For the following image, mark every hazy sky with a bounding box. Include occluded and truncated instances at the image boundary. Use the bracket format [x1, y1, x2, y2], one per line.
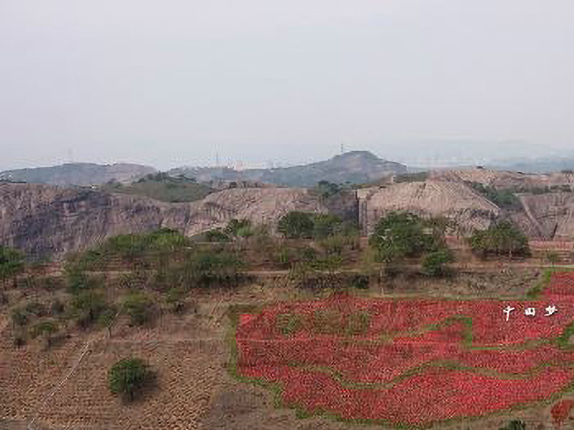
[1, 0, 573, 170]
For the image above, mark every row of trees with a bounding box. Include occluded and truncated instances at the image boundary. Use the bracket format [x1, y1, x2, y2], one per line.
[368, 211, 530, 276]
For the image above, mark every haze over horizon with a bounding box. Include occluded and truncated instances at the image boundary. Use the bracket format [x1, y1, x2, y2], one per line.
[2, 1, 573, 171]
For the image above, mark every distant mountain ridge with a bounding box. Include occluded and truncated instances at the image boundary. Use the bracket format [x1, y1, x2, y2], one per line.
[170, 151, 407, 186]
[0, 162, 157, 186]
[486, 157, 574, 174]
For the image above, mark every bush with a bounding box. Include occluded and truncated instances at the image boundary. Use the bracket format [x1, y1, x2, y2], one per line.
[98, 307, 117, 335]
[108, 358, 153, 401]
[71, 291, 107, 327]
[278, 211, 315, 239]
[29, 320, 58, 347]
[204, 228, 229, 242]
[0, 246, 25, 286]
[313, 214, 342, 239]
[165, 287, 186, 314]
[11, 309, 28, 327]
[224, 219, 253, 238]
[65, 265, 104, 293]
[498, 421, 526, 430]
[422, 249, 455, 276]
[123, 293, 154, 326]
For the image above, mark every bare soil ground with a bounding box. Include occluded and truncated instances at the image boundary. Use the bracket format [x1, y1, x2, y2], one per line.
[0, 271, 571, 430]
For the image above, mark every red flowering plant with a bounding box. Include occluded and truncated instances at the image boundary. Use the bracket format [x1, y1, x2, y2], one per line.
[233, 273, 574, 426]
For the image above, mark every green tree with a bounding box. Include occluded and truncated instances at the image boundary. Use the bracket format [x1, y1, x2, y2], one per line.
[422, 249, 455, 276]
[278, 211, 315, 239]
[108, 358, 153, 401]
[0, 246, 24, 287]
[369, 212, 438, 264]
[469, 221, 529, 258]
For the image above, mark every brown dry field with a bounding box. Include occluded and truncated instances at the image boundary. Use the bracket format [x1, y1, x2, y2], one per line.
[0, 270, 572, 430]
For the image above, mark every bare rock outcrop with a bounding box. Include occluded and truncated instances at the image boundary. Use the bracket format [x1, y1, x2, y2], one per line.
[0, 184, 328, 258]
[513, 193, 574, 240]
[430, 168, 574, 190]
[358, 181, 501, 235]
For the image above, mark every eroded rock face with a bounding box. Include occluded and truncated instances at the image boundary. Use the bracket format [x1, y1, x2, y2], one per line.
[430, 168, 574, 190]
[357, 181, 501, 235]
[0, 184, 331, 258]
[513, 193, 574, 239]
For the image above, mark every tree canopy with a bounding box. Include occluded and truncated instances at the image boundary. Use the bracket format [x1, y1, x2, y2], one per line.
[469, 220, 529, 257]
[369, 211, 445, 264]
[108, 358, 153, 401]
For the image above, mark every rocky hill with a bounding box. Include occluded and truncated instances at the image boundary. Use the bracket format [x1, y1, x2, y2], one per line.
[171, 151, 407, 186]
[358, 181, 501, 235]
[430, 167, 574, 190]
[0, 183, 330, 258]
[0, 163, 156, 186]
[5, 165, 574, 259]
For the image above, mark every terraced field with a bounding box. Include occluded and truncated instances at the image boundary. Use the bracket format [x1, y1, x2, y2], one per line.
[233, 272, 574, 427]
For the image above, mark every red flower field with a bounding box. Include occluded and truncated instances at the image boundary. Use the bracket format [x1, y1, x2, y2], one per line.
[233, 272, 574, 426]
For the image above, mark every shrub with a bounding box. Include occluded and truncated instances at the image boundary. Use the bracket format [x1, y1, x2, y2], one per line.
[422, 249, 455, 277]
[204, 228, 229, 242]
[123, 293, 154, 326]
[29, 321, 58, 347]
[165, 287, 186, 314]
[394, 172, 429, 183]
[98, 307, 117, 336]
[313, 214, 342, 239]
[24, 301, 47, 317]
[11, 308, 27, 327]
[276, 313, 302, 335]
[224, 219, 252, 237]
[546, 251, 560, 265]
[64, 265, 104, 293]
[498, 421, 526, 430]
[278, 211, 315, 239]
[0, 246, 25, 286]
[346, 312, 370, 335]
[468, 182, 522, 211]
[318, 235, 345, 256]
[71, 291, 107, 327]
[108, 358, 153, 401]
